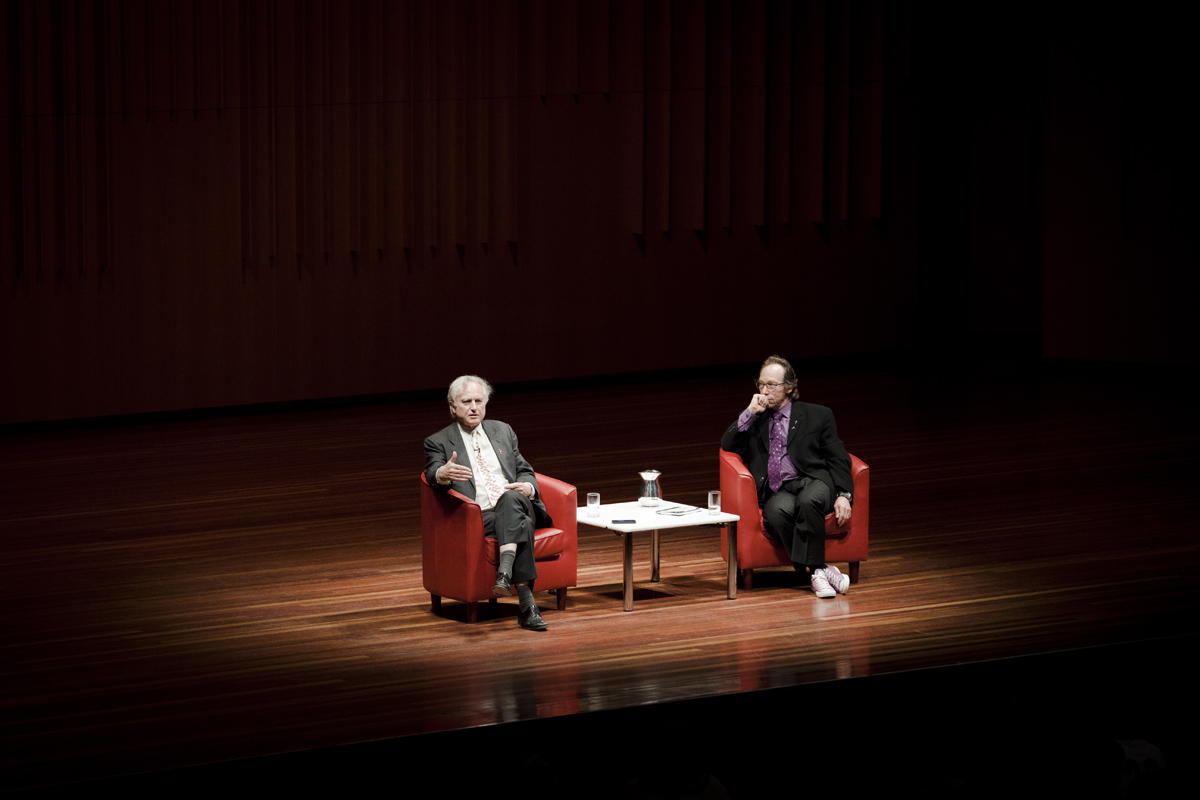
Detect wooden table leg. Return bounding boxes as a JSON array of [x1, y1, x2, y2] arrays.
[[623, 531, 634, 612], [727, 521, 738, 599], [651, 529, 660, 582]]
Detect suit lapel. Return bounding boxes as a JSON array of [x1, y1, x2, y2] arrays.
[[787, 401, 803, 445], [452, 424, 477, 496]]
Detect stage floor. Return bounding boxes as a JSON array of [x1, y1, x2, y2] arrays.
[[3, 358, 1197, 796]]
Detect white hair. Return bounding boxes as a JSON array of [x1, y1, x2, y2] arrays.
[[447, 374, 493, 408]]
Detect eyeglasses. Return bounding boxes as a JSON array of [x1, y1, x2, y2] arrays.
[[756, 381, 789, 391]]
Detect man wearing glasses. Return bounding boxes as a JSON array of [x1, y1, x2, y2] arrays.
[[720, 355, 854, 598]]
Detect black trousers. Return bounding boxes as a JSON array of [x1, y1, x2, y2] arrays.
[[761, 477, 832, 569], [481, 489, 538, 584]]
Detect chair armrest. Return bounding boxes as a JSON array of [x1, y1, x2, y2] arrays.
[[533, 472, 577, 539], [720, 449, 759, 518], [420, 472, 489, 596]]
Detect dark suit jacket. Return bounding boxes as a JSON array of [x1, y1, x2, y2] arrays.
[[720, 400, 853, 506], [423, 419, 553, 528]]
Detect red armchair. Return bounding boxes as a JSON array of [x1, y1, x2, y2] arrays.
[[420, 472, 578, 622], [719, 449, 869, 588]]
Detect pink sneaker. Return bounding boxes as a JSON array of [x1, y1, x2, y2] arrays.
[[823, 565, 850, 594], [811, 569, 835, 598]]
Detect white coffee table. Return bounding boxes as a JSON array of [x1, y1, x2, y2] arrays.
[[577, 501, 741, 611]]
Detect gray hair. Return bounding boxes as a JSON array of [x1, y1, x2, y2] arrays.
[[447, 374, 493, 408]]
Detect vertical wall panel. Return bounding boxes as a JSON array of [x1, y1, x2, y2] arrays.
[[175, 0, 195, 115], [851, 0, 883, 219], [547, 0, 578, 97], [50, 0, 66, 279], [792, 0, 825, 223], [490, 0, 517, 245], [826, 0, 850, 221], [62, 0, 82, 277], [360, 0, 382, 259], [304, 0, 328, 266], [608, 0, 643, 94], [413, 0, 435, 253], [97, 0, 115, 283], [731, 0, 765, 229], [292, 0, 306, 270], [435, 0, 464, 252], [645, 0, 670, 234], [195, 0, 222, 114], [522, 0, 547, 100], [706, 0, 731, 232], [274, 0, 297, 270], [382, 0, 413, 255], [346, 0, 361, 258], [2, 2, 20, 288], [767, 0, 792, 225], [607, 0, 643, 237], [578, 0, 609, 95], [464, 0, 488, 247], [128, 0, 151, 118], [608, 0, 642, 237], [239, 0, 276, 277], [327, 0, 350, 260], [31, 0, 53, 278], [670, 0, 704, 233], [149, 0, 171, 117]]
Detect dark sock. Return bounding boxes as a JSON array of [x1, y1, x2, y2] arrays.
[[497, 550, 516, 577], [517, 583, 535, 611]]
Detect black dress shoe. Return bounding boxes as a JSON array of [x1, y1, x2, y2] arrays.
[[492, 571, 512, 596], [518, 605, 549, 631]]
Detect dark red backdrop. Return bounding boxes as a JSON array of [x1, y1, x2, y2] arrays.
[[2, 1, 1193, 424]]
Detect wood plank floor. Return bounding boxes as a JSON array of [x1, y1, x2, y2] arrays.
[[3, 358, 1198, 796]]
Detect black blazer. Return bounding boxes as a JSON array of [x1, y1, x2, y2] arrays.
[[423, 419, 553, 528], [720, 400, 853, 506]]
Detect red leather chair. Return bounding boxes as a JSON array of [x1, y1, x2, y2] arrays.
[[719, 449, 869, 588], [420, 472, 578, 622]]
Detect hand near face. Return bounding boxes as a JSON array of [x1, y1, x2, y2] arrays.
[[437, 451, 474, 484], [747, 393, 770, 414]]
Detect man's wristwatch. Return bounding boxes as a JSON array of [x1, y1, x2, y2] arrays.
[[836, 491, 852, 502]]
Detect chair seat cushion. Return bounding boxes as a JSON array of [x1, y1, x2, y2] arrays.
[[484, 527, 565, 565]]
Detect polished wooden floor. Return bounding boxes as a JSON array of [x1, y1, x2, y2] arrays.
[[3, 358, 1198, 796]]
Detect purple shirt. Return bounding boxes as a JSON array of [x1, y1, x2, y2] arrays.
[[737, 403, 799, 489]]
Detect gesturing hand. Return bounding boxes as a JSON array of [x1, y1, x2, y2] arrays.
[[437, 451, 474, 484]]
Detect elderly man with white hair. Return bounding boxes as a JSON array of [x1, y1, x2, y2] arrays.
[[423, 375, 553, 630]]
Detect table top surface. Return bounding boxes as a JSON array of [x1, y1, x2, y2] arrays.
[[576, 500, 739, 533]]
